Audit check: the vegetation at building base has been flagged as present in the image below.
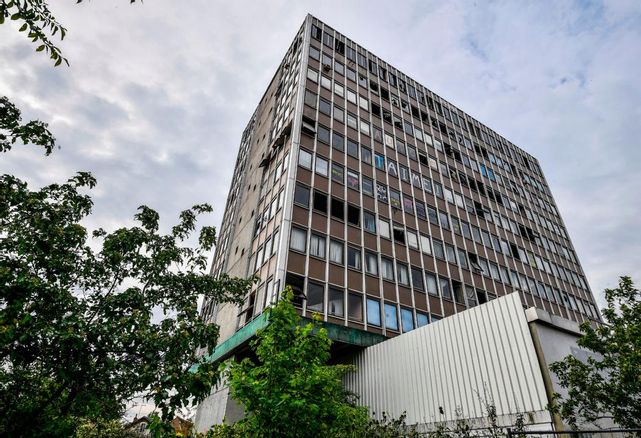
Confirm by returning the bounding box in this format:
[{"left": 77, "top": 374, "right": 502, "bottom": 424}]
[
  {"left": 206, "top": 289, "right": 534, "bottom": 438},
  {"left": 549, "top": 276, "right": 641, "bottom": 429},
  {"left": 206, "top": 287, "right": 410, "bottom": 438}
]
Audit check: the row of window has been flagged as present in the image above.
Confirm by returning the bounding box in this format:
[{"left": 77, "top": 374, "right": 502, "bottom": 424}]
[
  {"left": 308, "top": 27, "right": 547, "bottom": 192},
  {"left": 305, "top": 71, "right": 564, "bottom": 239},
  {"left": 288, "top": 226, "right": 597, "bottom": 319},
  {"left": 306, "top": 50, "right": 551, "bottom": 204},
  {"left": 296, "top": 148, "right": 587, "bottom": 292},
  {"left": 288, "top": 272, "right": 441, "bottom": 331},
  {"left": 299, "top": 132, "right": 577, "bottom": 263}
]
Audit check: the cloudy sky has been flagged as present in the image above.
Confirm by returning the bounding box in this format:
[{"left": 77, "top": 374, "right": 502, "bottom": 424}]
[{"left": 2, "top": 0, "right": 640, "bottom": 311}]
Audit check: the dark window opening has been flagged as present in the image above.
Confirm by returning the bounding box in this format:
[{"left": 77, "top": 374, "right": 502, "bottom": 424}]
[
  {"left": 347, "top": 204, "right": 360, "bottom": 226},
  {"left": 468, "top": 252, "right": 483, "bottom": 273},
  {"left": 313, "top": 191, "right": 328, "bottom": 214},
  {"left": 452, "top": 281, "right": 464, "bottom": 305},
  {"left": 371, "top": 102, "right": 381, "bottom": 118},
  {"left": 477, "top": 289, "right": 488, "bottom": 305},
  {"left": 331, "top": 197, "right": 345, "bottom": 220},
  {"left": 393, "top": 226, "right": 406, "bottom": 245},
  {"left": 286, "top": 272, "right": 305, "bottom": 307}
]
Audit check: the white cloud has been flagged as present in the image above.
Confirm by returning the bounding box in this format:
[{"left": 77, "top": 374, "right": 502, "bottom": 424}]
[{"left": 1, "top": 0, "right": 639, "bottom": 334}]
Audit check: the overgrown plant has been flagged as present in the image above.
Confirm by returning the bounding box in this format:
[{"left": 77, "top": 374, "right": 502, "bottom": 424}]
[{"left": 549, "top": 276, "right": 641, "bottom": 428}]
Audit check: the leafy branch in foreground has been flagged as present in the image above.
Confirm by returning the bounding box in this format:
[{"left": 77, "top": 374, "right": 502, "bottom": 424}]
[
  {"left": 0, "top": 167, "right": 255, "bottom": 436},
  {"left": 0, "top": 0, "right": 69, "bottom": 66},
  {"left": 1, "top": 95, "right": 56, "bottom": 155},
  {"left": 549, "top": 276, "right": 641, "bottom": 429}
]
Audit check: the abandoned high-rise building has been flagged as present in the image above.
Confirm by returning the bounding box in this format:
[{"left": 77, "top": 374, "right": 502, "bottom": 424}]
[{"left": 195, "top": 14, "right": 601, "bottom": 431}]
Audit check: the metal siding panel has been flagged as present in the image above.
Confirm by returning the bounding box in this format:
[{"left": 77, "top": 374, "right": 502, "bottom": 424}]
[{"left": 344, "top": 293, "right": 550, "bottom": 426}]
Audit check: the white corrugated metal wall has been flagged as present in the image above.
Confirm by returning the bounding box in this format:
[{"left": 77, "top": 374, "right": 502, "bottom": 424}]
[{"left": 344, "top": 293, "right": 552, "bottom": 428}]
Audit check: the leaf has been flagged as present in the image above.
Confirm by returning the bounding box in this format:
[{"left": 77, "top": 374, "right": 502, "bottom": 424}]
[
  {"left": 19, "top": 23, "right": 28, "bottom": 32},
  {"left": 36, "top": 45, "right": 45, "bottom": 52},
  {"left": 10, "top": 12, "right": 20, "bottom": 20}
]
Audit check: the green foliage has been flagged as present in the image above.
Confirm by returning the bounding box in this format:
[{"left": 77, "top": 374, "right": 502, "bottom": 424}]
[
  {"left": 0, "top": 111, "right": 255, "bottom": 436},
  {"left": 73, "top": 417, "right": 135, "bottom": 438},
  {"left": 549, "top": 276, "right": 641, "bottom": 428},
  {"left": 0, "top": 0, "right": 139, "bottom": 67},
  {"left": 361, "top": 412, "right": 421, "bottom": 438},
  {"left": 0, "top": 0, "right": 70, "bottom": 66},
  {"left": 212, "top": 287, "right": 369, "bottom": 437},
  {"left": 1, "top": 95, "right": 56, "bottom": 155}
]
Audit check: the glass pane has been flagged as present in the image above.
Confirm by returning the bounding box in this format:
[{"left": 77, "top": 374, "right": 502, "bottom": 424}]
[
  {"left": 401, "top": 308, "right": 414, "bottom": 332},
  {"left": 384, "top": 303, "right": 398, "bottom": 331},
  {"left": 366, "top": 299, "right": 381, "bottom": 326}
]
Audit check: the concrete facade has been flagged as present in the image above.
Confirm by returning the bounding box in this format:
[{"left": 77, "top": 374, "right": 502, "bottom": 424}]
[{"left": 194, "top": 14, "right": 602, "bottom": 432}]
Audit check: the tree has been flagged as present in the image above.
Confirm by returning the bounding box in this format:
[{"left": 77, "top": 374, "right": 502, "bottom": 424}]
[
  {"left": 549, "top": 276, "right": 641, "bottom": 428},
  {"left": 0, "top": 145, "right": 255, "bottom": 435},
  {"left": 210, "top": 288, "right": 372, "bottom": 438}
]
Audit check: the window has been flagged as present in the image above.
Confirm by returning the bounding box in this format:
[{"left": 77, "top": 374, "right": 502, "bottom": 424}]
[
  {"left": 313, "top": 191, "right": 328, "bottom": 213},
  {"left": 427, "top": 207, "right": 439, "bottom": 225},
  {"left": 445, "top": 244, "right": 457, "bottom": 264},
  {"left": 328, "top": 287, "right": 344, "bottom": 317},
  {"left": 378, "top": 218, "right": 391, "bottom": 239},
  {"left": 377, "top": 183, "right": 388, "bottom": 203},
  {"left": 392, "top": 226, "right": 405, "bottom": 245},
  {"left": 381, "top": 257, "right": 394, "bottom": 281},
  {"left": 304, "top": 90, "right": 317, "bottom": 108},
  {"left": 384, "top": 303, "right": 399, "bottom": 331},
  {"left": 361, "top": 146, "right": 372, "bottom": 164},
  {"left": 439, "top": 211, "right": 450, "bottom": 230},
  {"left": 347, "top": 246, "right": 362, "bottom": 270},
  {"left": 310, "top": 234, "right": 326, "bottom": 258},
  {"left": 348, "top": 293, "right": 363, "bottom": 321},
  {"left": 439, "top": 277, "right": 451, "bottom": 299},
  {"left": 298, "top": 149, "right": 312, "bottom": 169},
  {"left": 457, "top": 249, "right": 468, "bottom": 269},
  {"left": 347, "top": 113, "right": 358, "bottom": 129},
  {"left": 374, "top": 153, "right": 385, "bottom": 170},
  {"left": 411, "top": 267, "right": 424, "bottom": 291},
  {"left": 315, "top": 156, "right": 328, "bottom": 177},
  {"left": 329, "top": 239, "right": 344, "bottom": 264},
  {"left": 334, "top": 104, "right": 345, "bottom": 123},
  {"left": 294, "top": 183, "right": 310, "bottom": 207},
  {"left": 426, "top": 273, "right": 438, "bottom": 296},
  {"left": 347, "top": 139, "right": 359, "bottom": 158},
  {"left": 407, "top": 231, "right": 419, "bottom": 250},
  {"left": 417, "top": 313, "right": 429, "bottom": 327},
  {"left": 362, "top": 176, "right": 374, "bottom": 196},
  {"left": 420, "top": 235, "right": 431, "bottom": 255},
  {"left": 319, "top": 98, "right": 331, "bottom": 116},
  {"left": 466, "top": 286, "right": 477, "bottom": 307},
  {"left": 397, "top": 263, "right": 410, "bottom": 286},
  {"left": 367, "top": 298, "right": 381, "bottom": 326},
  {"left": 317, "top": 125, "right": 330, "bottom": 144},
  {"left": 332, "top": 131, "right": 344, "bottom": 152},
  {"left": 401, "top": 308, "right": 414, "bottom": 332},
  {"left": 389, "top": 189, "right": 401, "bottom": 210},
  {"left": 330, "top": 197, "right": 344, "bottom": 220},
  {"left": 321, "top": 75, "right": 331, "bottom": 89},
  {"left": 307, "top": 282, "right": 324, "bottom": 312},
  {"left": 433, "top": 239, "right": 445, "bottom": 259},
  {"left": 363, "top": 211, "right": 376, "bottom": 233},
  {"left": 347, "top": 170, "right": 360, "bottom": 191},
  {"left": 331, "top": 163, "right": 344, "bottom": 183},
  {"left": 290, "top": 228, "right": 306, "bottom": 252},
  {"left": 365, "top": 252, "right": 378, "bottom": 276}
]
